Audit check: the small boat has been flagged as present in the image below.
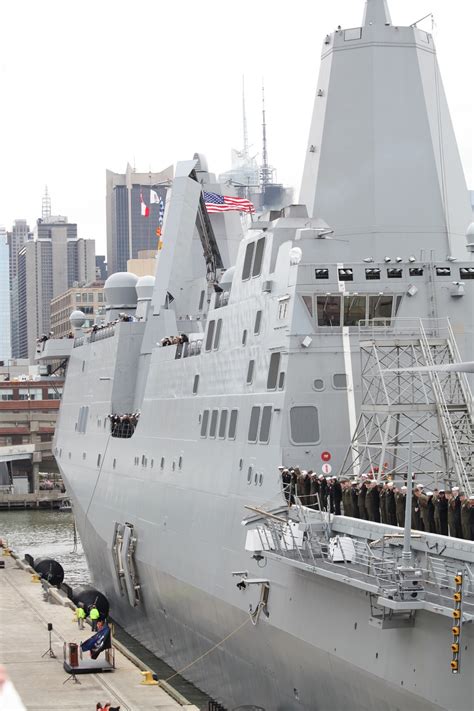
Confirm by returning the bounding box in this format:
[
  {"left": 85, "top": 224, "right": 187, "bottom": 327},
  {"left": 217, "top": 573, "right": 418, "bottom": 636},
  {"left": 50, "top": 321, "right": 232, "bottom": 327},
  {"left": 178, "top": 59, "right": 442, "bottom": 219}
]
[{"left": 58, "top": 499, "right": 72, "bottom": 512}]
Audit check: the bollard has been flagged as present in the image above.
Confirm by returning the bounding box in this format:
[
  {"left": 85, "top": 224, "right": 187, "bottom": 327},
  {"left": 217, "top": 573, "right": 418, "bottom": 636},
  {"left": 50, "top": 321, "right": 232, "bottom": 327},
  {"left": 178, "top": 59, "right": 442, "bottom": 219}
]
[{"left": 140, "top": 670, "right": 159, "bottom": 685}]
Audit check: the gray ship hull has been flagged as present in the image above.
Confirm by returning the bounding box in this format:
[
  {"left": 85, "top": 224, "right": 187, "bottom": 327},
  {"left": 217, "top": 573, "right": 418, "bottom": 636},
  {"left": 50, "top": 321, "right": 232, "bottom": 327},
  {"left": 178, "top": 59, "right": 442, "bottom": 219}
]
[
  {"left": 64, "top": 462, "right": 471, "bottom": 711},
  {"left": 51, "top": 1, "right": 474, "bottom": 708}
]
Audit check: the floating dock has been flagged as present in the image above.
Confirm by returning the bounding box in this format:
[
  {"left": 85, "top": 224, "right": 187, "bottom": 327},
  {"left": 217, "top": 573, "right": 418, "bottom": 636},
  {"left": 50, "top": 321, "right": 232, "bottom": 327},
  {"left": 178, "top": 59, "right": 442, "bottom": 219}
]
[{"left": 0, "top": 548, "right": 199, "bottom": 710}]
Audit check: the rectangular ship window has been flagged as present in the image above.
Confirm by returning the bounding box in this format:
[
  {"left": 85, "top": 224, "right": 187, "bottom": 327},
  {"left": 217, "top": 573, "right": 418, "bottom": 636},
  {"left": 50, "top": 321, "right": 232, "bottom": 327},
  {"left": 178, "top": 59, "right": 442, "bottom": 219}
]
[
  {"left": 213, "top": 319, "right": 223, "bottom": 350},
  {"left": 252, "top": 237, "right": 266, "bottom": 277},
  {"left": 228, "top": 409, "right": 238, "bottom": 439},
  {"left": 200, "top": 410, "right": 209, "bottom": 437},
  {"left": 368, "top": 295, "right": 392, "bottom": 321},
  {"left": 317, "top": 296, "right": 341, "bottom": 326},
  {"left": 315, "top": 269, "right": 329, "bottom": 279},
  {"left": 248, "top": 406, "right": 260, "bottom": 443},
  {"left": 338, "top": 268, "right": 353, "bottom": 281},
  {"left": 267, "top": 353, "right": 281, "bottom": 390},
  {"left": 290, "top": 406, "right": 320, "bottom": 444},
  {"left": 343, "top": 295, "right": 366, "bottom": 327},
  {"left": 209, "top": 410, "right": 218, "bottom": 438},
  {"left": 247, "top": 360, "right": 255, "bottom": 384},
  {"left": 218, "top": 410, "right": 228, "bottom": 439},
  {"left": 205, "top": 320, "right": 215, "bottom": 351},
  {"left": 365, "top": 268, "right": 381, "bottom": 280},
  {"left": 259, "top": 406, "right": 272, "bottom": 443},
  {"left": 242, "top": 242, "right": 255, "bottom": 280}
]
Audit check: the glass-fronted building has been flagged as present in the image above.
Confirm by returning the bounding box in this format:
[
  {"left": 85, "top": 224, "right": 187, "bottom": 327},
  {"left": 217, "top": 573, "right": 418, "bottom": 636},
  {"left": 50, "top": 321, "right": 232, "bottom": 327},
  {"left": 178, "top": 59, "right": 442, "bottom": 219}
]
[{"left": 0, "top": 228, "right": 11, "bottom": 363}]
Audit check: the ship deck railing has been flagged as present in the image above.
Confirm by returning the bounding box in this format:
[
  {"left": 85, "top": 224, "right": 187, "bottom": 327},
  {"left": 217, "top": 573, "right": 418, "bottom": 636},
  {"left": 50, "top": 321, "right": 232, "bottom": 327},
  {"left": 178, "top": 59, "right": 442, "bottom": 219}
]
[
  {"left": 245, "top": 506, "right": 474, "bottom": 620},
  {"left": 358, "top": 316, "right": 456, "bottom": 340},
  {"left": 174, "top": 339, "right": 203, "bottom": 359}
]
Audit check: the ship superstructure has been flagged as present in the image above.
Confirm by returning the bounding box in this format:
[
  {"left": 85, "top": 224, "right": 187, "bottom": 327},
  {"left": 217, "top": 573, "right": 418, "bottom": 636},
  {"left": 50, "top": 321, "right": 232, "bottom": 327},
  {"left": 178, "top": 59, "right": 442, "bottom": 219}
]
[{"left": 45, "top": 1, "right": 474, "bottom": 709}]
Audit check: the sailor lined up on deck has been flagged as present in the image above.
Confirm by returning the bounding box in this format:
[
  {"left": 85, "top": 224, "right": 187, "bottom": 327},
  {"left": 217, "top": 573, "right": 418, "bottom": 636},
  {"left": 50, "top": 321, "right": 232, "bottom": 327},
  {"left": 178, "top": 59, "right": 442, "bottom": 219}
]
[{"left": 278, "top": 466, "right": 474, "bottom": 541}]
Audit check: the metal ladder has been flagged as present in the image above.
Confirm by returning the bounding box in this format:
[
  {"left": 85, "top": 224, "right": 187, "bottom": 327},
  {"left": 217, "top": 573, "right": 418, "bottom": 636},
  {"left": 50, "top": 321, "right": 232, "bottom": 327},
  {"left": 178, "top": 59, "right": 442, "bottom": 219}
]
[{"left": 418, "top": 321, "right": 474, "bottom": 494}]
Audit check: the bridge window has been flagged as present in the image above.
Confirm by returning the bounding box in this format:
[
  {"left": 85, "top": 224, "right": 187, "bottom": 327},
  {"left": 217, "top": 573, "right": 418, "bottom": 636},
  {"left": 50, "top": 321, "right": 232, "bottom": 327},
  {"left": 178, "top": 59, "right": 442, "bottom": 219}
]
[
  {"left": 205, "top": 320, "right": 215, "bottom": 351},
  {"left": 228, "top": 409, "right": 238, "bottom": 439},
  {"left": 409, "top": 267, "right": 423, "bottom": 277},
  {"left": 290, "top": 406, "right": 320, "bottom": 444},
  {"left": 368, "top": 295, "right": 392, "bottom": 320},
  {"left": 317, "top": 296, "right": 340, "bottom": 326},
  {"left": 436, "top": 267, "right": 451, "bottom": 276},
  {"left": 200, "top": 410, "right": 209, "bottom": 437},
  {"left": 343, "top": 295, "right": 366, "bottom": 326},
  {"left": 460, "top": 267, "right": 474, "bottom": 279},
  {"left": 267, "top": 352, "right": 281, "bottom": 390},
  {"left": 302, "top": 295, "right": 313, "bottom": 316}
]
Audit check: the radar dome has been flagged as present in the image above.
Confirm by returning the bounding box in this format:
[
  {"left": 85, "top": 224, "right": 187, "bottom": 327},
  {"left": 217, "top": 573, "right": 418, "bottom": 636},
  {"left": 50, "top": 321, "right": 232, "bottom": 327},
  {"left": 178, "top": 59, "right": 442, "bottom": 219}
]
[
  {"left": 104, "top": 272, "right": 138, "bottom": 308},
  {"left": 136, "top": 275, "right": 155, "bottom": 300},
  {"left": 70, "top": 310, "right": 86, "bottom": 329}
]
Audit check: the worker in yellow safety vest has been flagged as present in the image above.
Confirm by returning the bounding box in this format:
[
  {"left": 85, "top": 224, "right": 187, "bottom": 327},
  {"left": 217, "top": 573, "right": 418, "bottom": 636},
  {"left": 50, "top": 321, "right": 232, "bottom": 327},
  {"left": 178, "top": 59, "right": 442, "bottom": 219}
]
[
  {"left": 89, "top": 603, "right": 100, "bottom": 631},
  {"left": 75, "top": 602, "right": 86, "bottom": 629}
]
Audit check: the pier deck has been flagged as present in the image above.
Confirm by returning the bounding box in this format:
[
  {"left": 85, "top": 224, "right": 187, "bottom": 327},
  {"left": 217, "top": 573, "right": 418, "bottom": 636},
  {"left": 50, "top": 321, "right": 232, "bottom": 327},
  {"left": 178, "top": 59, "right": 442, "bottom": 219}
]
[{"left": 0, "top": 552, "right": 190, "bottom": 710}]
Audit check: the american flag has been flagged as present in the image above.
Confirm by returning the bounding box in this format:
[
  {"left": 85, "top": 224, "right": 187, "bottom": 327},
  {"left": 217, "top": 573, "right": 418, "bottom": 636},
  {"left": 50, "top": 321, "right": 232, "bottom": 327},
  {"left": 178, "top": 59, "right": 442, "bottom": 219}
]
[{"left": 203, "top": 191, "right": 255, "bottom": 214}]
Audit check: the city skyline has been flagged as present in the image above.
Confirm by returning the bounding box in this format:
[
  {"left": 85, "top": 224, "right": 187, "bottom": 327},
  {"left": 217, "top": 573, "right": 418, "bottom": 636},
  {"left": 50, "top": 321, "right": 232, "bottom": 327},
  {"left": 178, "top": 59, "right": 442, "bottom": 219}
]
[{"left": 0, "top": 0, "right": 472, "bottom": 255}]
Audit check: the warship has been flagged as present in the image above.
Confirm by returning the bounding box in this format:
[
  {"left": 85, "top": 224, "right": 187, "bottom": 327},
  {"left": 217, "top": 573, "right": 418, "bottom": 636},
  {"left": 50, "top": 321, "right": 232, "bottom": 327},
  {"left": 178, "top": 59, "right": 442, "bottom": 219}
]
[{"left": 42, "top": 1, "right": 474, "bottom": 709}]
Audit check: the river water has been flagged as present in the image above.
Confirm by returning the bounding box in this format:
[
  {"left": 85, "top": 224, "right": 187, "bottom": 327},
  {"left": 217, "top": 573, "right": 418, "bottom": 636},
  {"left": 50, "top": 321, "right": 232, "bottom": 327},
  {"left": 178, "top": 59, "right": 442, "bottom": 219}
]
[{"left": 0, "top": 508, "right": 90, "bottom": 588}]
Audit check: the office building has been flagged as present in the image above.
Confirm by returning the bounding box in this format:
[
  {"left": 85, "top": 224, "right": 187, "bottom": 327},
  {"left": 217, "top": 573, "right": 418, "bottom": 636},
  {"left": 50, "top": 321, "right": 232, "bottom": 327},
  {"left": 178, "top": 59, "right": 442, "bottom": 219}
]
[
  {"left": 96, "top": 255, "right": 107, "bottom": 281},
  {"left": 17, "top": 216, "right": 95, "bottom": 358},
  {"left": 50, "top": 283, "right": 105, "bottom": 338},
  {"left": 0, "top": 228, "right": 11, "bottom": 363},
  {"left": 106, "top": 163, "right": 173, "bottom": 275},
  {"left": 7, "top": 219, "right": 33, "bottom": 358},
  {"left": 127, "top": 249, "right": 157, "bottom": 278}
]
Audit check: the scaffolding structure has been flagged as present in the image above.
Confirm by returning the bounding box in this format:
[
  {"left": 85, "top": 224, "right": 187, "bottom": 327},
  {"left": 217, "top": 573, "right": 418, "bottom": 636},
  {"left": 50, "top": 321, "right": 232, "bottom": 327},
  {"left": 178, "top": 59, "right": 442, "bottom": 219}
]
[{"left": 339, "top": 319, "right": 474, "bottom": 493}]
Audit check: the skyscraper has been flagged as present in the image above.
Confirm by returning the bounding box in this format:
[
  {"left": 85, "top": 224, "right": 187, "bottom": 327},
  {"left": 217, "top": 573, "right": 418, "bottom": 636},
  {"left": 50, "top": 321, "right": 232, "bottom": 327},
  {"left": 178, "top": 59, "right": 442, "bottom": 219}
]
[
  {"left": 106, "top": 163, "right": 173, "bottom": 275},
  {"left": 0, "top": 227, "right": 11, "bottom": 363},
  {"left": 7, "top": 219, "right": 33, "bottom": 358},
  {"left": 17, "top": 215, "right": 95, "bottom": 358}
]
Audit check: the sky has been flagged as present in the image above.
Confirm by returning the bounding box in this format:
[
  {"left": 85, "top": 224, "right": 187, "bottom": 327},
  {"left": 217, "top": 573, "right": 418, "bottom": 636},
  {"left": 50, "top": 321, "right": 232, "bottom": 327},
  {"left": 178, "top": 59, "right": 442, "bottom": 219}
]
[{"left": 0, "top": 0, "right": 472, "bottom": 256}]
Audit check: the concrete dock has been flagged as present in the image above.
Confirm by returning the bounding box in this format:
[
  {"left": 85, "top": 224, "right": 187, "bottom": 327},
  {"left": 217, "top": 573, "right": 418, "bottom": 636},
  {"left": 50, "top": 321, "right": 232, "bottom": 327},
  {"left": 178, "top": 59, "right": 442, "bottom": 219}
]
[{"left": 0, "top": 550, "right": 196, "bottom": 710}]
